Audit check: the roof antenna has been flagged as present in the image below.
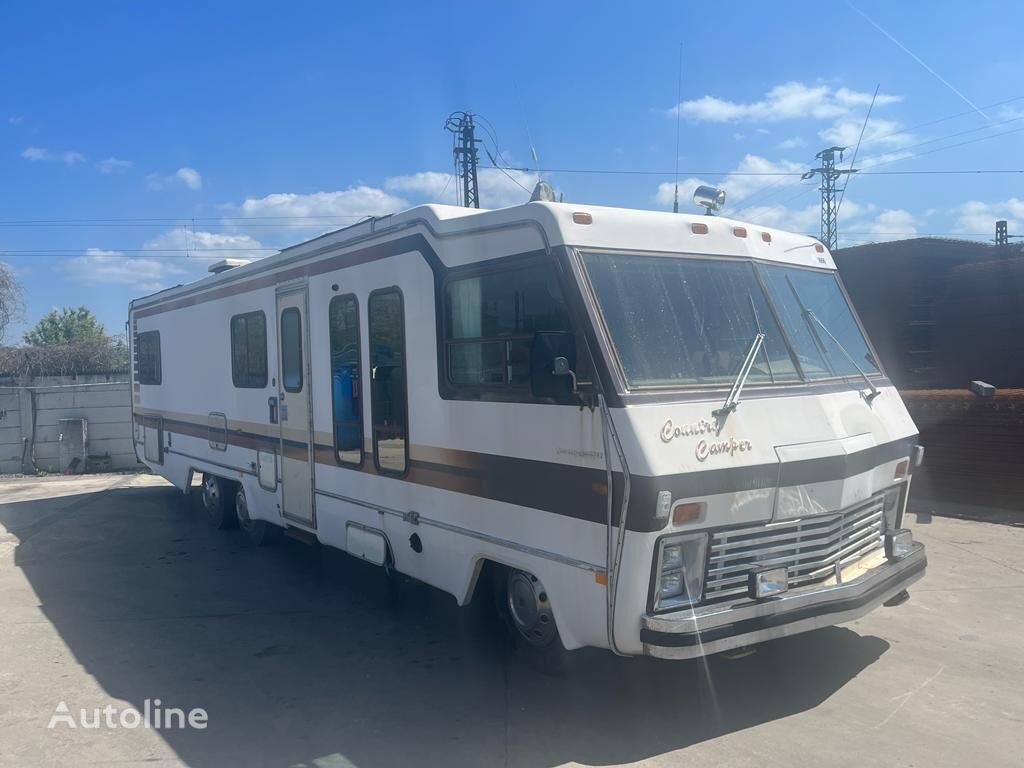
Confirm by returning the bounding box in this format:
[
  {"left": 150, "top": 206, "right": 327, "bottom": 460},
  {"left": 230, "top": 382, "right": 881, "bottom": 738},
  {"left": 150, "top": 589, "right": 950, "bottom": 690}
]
[{"left": 672, "top": 43, "right": 683, "bottom": 213}]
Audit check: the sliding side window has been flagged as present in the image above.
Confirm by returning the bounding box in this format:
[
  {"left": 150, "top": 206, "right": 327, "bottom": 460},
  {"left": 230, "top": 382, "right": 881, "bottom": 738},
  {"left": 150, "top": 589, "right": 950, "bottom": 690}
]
[
  {"left": 230, "top": 311, "right": 268, "bottom": 388},
  {"left": 328, "top": 294, "right": 363, "bottom": 466},
  {"left": 137, "top": 330, "right": 162, "bottom": 385},
  {"left": 368, "top": 289, "right": 407, "bottom": 474},
  {"left": 445, "top": 261, "right": 583, "bottom": 392}
]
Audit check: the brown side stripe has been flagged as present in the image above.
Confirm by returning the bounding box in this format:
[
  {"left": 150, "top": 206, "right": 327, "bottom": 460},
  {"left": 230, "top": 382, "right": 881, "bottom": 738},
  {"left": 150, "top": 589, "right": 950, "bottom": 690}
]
[{"left": 135, "top": 412, "right": 917, "bottom": 534}]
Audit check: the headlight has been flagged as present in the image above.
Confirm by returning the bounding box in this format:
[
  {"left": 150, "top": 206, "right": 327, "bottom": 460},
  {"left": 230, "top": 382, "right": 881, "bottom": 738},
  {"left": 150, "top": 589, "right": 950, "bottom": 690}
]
[
  {"left": 661, "top": 544, "right": 683, "bottom": 572},
  {"left": 653, "top": 533, "right": 708, "bottom": 611}
]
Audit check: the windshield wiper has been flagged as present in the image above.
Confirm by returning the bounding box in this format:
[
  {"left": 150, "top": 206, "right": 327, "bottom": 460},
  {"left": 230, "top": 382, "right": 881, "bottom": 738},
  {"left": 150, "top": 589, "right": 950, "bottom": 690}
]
[
  {"left": 713, "top": 332, "right": 765, "bottom": 419},
  {"left": 804, "top": 309, "right": 880, "bottom": 402},
  {"left": 783, "top": 274, "right": 879, "bottom": 403}
]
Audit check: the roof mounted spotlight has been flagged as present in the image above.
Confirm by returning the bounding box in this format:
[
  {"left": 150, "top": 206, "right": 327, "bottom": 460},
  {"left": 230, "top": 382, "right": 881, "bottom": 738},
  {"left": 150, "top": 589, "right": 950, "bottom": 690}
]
[
  {"left": 530, "top": 180, "right": 558, "bottom": 202},
  {"left": 693, "top": 185, "right": 726, "bottom": 215}
]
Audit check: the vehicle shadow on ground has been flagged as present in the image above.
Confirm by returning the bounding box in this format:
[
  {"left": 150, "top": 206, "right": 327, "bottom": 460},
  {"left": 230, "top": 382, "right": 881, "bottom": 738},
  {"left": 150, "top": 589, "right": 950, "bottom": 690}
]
[{"left": 5, "top": 483, "right": 890, "bottom": 767}]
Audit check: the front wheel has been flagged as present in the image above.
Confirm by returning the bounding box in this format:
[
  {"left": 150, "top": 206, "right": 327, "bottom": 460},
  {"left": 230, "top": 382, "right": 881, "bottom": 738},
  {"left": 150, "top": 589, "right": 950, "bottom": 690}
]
[{"left": 494, "top": 566, "right": 573, "bottom": 675}]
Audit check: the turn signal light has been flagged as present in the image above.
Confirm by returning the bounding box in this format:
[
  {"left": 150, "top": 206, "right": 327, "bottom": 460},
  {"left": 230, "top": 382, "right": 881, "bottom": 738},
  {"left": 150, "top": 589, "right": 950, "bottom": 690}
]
[
  {"left": 672, "top": 501, "right": 705, "bottom": 525},
  {"left": 572, "top": 211, "right": 593, "bottom": 225},
  {"left": 894, "top": 459, "right": 909, "bottom": 479},
  {"left": 761, "top": 232, "right": 772, "bottom": 243},
  {"left": 691, "top": 222, "right": 709, "bottom": 234},
  {"left": 733, "top": 226, "right": 747, "bottom": 238},
  {"left": 814, "top": 243, "right": 825, "bottom": 253}
]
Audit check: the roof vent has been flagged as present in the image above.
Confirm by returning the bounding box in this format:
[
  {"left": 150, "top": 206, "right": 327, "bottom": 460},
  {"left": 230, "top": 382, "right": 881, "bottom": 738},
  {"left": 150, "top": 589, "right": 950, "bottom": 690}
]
[{"left": 208, "top": 258, "right": 252, "bottom": 275}]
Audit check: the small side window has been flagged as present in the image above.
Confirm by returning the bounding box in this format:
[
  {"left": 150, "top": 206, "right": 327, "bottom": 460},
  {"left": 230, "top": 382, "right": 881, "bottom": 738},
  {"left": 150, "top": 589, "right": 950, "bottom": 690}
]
[
  {"left": 329, "top": 294, "right": 363, "bottom": 466},
  {"left": 368, "top": 289, "right": 407, "bottom": 474},
  {"left": 230, "top": 311, "right": 268, "bottom": 388},
  {"left": 137, "top": 330, "right": 161, "bottom": 385},
  {"left": 280, "top": 308, "right": 303, "bottom": 393}
]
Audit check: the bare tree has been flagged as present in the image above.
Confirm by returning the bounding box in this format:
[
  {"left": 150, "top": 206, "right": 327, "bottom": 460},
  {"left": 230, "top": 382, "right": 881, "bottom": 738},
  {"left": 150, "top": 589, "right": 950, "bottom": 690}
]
[{"left": 0, "top": 262, "right": 25, "bottom": 343}]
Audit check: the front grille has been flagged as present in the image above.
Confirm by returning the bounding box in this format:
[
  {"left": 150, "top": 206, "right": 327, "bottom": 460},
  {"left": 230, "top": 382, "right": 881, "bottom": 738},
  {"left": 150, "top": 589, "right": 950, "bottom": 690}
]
[{"left": 703, "top": 495, "right": 886, "bottom": 602}]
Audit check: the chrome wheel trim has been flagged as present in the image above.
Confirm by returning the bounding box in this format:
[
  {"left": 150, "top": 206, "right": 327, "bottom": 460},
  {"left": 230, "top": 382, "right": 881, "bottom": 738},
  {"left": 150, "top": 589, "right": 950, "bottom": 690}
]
[
  {"left": 507, "top": 569, "right": 557, "bottom": 646},
  {"left": 202, "top": 475, "right": 220, "bottom": 511},
  {"left": 235, "top": 487, "right": 253, "bottom": 532}
]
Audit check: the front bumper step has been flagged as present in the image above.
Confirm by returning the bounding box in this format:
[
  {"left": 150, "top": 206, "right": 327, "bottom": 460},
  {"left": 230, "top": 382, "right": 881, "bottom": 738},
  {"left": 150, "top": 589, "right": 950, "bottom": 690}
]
[{"left": 641, "top": 543, "right": 927, "bottom": 659}]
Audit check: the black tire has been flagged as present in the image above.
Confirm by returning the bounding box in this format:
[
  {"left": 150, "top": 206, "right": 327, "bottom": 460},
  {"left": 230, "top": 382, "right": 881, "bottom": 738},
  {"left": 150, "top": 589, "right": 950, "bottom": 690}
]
[
  {"left": 235, "top": 485, "right": 282, "bottom": 546},
  {"left": 201, "top": 474, "right": 237, "bottom": 530},
  {"left": 492, "top": 564, "right": 574, "bottom": 675}
]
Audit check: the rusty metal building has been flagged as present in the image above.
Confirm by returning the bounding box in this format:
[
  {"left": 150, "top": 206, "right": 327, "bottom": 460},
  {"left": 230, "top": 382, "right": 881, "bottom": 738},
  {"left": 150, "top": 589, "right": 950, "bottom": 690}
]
[
  {"left": 834, "top": 237, "right": 1024, "bottom": 390},
  {"left": 834, "top": 237, "right": 1024, "bottom": 511}
]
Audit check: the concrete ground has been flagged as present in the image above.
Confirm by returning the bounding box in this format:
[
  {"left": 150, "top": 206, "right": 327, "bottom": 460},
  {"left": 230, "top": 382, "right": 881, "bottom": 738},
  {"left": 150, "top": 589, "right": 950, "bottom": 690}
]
[{"left": 0, "top": 474, "right": 1021, "bottom": 768}]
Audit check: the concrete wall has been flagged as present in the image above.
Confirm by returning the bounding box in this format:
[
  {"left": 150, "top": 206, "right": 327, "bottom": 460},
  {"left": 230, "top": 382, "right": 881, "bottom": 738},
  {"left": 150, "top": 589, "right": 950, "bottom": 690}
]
[{"left": 0, "top": 375, "right": 142, "bottom": 475}]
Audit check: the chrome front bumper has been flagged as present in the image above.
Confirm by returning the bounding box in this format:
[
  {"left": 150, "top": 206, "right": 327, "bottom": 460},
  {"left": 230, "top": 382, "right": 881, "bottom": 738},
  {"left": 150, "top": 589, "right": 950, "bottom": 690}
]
[{"left": 641, "top": 542, "right": 927, "bottom": 659}]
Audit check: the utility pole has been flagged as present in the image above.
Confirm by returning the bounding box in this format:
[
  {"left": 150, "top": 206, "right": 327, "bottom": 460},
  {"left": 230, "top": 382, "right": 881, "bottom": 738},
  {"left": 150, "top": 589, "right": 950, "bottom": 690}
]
[
  {"left": 996, "top": 219, "right": 1009, "bottom": 246},
  {"left": 444, "top": 112, "right": 481, "bottom": 208},
  {"left": 802, "top": 146, "right": 857, "bottom": 250}
]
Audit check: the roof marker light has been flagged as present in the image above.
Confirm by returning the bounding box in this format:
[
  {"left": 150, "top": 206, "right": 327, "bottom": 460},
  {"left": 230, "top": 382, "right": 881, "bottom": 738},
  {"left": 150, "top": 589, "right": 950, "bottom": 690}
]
[
  {"left": 761, "top": 232, "right": 772, "bottom": 243},
  {"left": 691, "top": 222, "right": 709, "bottom": 235},
  {"left": 815, "top": 243, "right": 825, "bottom": 253},
  {"left": 572, "top": 212, "right": 593, "bottom": 225},
  {"left": 733, "top": 227, "right": 747, "bottom": 238}
]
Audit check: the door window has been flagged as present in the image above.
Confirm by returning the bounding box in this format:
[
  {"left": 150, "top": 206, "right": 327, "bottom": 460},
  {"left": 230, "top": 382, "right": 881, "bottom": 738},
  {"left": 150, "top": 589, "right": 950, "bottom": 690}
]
[{"left": 280, "top": 307, "right": 303, "bottom": 393}]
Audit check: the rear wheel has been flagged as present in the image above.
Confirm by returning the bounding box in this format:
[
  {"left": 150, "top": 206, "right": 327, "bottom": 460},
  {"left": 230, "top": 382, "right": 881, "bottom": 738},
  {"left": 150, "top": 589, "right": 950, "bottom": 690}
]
[
  {"left": 201, "top": 474, "right": 236, "bottom": 529},
  {"left": 494, "top": 565, "right": 573, "bottom": 675},
  {"left": 235, "top": 486, "right": 281, "bottom": 546}
]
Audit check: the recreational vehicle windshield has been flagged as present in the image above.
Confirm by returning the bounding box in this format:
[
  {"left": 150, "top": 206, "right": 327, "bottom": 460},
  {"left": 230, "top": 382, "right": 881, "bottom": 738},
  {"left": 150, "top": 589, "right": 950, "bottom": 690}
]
[{"left": 129, "top": 200, "right": 926, "bottom": 666}]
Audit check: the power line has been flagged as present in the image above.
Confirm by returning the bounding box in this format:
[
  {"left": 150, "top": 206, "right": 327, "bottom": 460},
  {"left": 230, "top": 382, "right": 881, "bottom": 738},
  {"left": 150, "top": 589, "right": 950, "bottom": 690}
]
[
  {"left": 835, "top": 85, "right": 878, "bottom": 220},
  {"left": 503, "top": 165, "right": 1024, "bottom": 177},
  {"left": 857, "top": 112, "right": 1024, "bottom": 167},
  {"left": 858, "top": 124, "right": 1024, "bottom": 170},
  {"left": 840, "top": 93, "right": 1024, "bottom": 147}
]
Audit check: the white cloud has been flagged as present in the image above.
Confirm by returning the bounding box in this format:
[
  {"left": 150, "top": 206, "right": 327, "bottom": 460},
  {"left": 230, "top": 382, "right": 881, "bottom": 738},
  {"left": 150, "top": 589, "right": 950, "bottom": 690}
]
[
  {"left": 726, "top": 197, "right": 874, "bottom": 240},
  {"left": 778, "top": 136, "right": 806, "bottom": 150},
  {"left": 142, "top": 229, "right": 270, "bottom": 262},
  {"left": 8, "top": 115, "right": 23, "bottom": 125},
  {"left": 819, "top": 117, "right": 915, "bottom": 149},
  {"left": 834, "top": 88, "right": 902, "bottom": 108},
  {"left": 236, "top": 186, "right": 407, "bottom": 225},
  {"left": 671, "top": 82, "right": 901, "bottom": 124},
  {"left": 385, "top": 167, "right": 539, "bottom": 209},
  {"left": 223, "top": 169, "right": 538, "bottom": 250},
  {"left": 95, "top": 157, "right": 133, "bottom": 174},
  {"left": 147, "top": 166, "right": 204, "bottom": 191},
  {"left": 953, "top": 198, "right": 1024, "bottom": 234},
  {"left": 65, "top": 249, "right": 186, "bottom": 292},
  {"left": 175, "top": 167, "right": 202, "bottom": 190},
  {"left": 998, "top": 105, "right": 1024, "bottom": 121},
  {"left": 841, "top": 209, "right": 918, "bottom": 243},
  {"left": 21, "top": 146, "right": 86, "bottom": 165},
  {"left": 736, "top": 202, "right": 822, "bottom": 234}
]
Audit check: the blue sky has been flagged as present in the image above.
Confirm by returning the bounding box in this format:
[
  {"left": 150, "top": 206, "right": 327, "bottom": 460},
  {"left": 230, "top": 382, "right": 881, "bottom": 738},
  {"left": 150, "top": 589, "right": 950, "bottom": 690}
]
[{"left": 2, "top": 0, "right": 1023, "bottom": 339}]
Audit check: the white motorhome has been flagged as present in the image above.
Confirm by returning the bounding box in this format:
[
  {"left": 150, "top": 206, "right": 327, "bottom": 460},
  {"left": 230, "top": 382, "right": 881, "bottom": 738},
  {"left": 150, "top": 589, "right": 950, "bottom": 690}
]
[{"left": 129, "top": 198, "right": 927, "bottom": 664}]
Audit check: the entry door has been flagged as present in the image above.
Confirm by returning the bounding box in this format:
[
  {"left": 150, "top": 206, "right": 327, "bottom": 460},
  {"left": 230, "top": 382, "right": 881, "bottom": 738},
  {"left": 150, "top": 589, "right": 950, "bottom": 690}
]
[{"left": 276, "top": 286, "right": 315, "bottom": 527}]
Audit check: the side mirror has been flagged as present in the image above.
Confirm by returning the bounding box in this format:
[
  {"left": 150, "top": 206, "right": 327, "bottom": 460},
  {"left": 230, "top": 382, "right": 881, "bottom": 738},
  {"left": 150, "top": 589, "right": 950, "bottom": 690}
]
[{"left": 530, "top": 332, "right": 577, "bottom": 400}]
